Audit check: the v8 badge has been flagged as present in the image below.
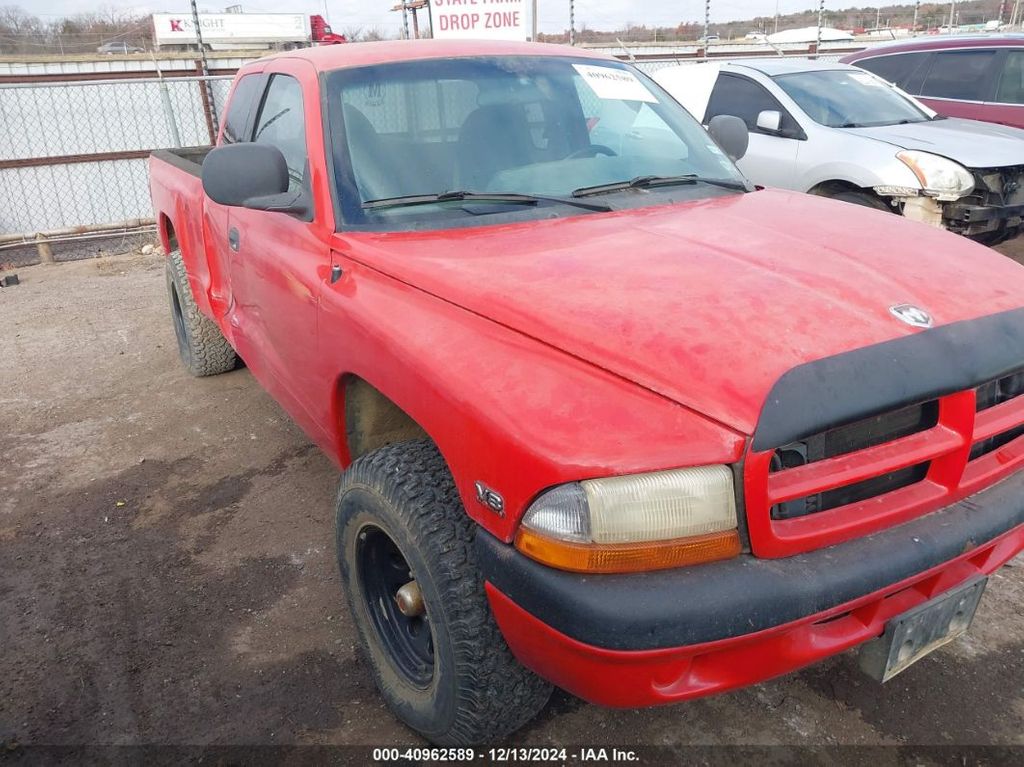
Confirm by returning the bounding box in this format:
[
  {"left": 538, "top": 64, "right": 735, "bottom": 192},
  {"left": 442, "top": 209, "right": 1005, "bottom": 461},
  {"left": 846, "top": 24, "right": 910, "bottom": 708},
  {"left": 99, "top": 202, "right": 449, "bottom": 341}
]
[{"left": 474, "top": 481, "right": 505, "bottom": 516}]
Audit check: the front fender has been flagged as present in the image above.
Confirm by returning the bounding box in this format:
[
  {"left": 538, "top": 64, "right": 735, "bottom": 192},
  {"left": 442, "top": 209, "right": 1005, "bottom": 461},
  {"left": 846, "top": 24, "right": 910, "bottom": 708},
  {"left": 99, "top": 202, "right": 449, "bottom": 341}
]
[
  {"left": 798, "top": 132, "right": 923, "bottom": 193},
  {"left": 316, "top": 255, "right": 746, "bottom": 542}
]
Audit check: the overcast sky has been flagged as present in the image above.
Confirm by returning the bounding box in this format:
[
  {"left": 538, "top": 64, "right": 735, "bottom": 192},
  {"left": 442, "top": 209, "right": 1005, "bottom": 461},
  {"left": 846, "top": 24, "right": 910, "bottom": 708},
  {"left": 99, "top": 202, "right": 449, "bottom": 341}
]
[{"left": 21, "top": 1, "right": 897, "bottom": 35}]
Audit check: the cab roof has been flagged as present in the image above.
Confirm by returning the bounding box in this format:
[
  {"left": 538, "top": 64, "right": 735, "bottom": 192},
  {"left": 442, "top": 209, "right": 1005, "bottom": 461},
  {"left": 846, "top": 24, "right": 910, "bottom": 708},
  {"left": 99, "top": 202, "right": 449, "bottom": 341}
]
[
  {"left": 844, "top": 33, "right": 1024, "bottom": 59},
  {"left": 728, "top": 58, "right": 852, "bottom": 76},
  {"left": 254, "top": 39, "right": 612, "bottom": 72}
]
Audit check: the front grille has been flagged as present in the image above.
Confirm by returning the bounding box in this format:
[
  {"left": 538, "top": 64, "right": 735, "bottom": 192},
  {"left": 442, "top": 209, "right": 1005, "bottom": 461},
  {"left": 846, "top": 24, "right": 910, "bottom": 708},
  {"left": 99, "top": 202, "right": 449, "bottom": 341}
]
[
  {"left": 974, "top": 166, "right": 1024, "bottom": 208},
  {"left": 762, "top": 370, "right": 1024, "bottom": 527},
  {"left": 770, "top": 402, "right": 938, "bottom": 520},
  {"left": 971, "top": 369, "right": 1024, "bottom": 460}
]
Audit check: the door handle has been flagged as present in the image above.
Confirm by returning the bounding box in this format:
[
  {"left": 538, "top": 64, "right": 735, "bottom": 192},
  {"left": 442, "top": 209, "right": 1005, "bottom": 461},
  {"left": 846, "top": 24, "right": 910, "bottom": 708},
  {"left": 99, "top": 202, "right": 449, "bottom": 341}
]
[{"left": 228, "top": 227, "right": 240, "bottom": 252}]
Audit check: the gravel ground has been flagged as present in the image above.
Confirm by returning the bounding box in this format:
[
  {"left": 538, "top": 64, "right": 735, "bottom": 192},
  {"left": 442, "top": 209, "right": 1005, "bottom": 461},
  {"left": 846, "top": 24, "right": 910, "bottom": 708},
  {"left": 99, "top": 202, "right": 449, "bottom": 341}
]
[{"left": 1, "top": 246, "right": 1023, "bottom": 756}]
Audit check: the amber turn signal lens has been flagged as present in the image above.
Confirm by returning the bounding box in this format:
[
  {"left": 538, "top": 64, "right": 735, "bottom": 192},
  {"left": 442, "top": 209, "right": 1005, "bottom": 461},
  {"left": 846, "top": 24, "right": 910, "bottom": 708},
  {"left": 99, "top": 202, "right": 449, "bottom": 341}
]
[{"left": 514, "top": 527, "right": 741, "bottom": 574}]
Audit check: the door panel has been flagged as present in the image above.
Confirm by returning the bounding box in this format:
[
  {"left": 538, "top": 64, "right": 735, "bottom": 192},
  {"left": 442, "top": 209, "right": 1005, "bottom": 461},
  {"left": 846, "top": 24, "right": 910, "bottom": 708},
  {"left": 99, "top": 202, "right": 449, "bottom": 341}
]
[
  {"left": 202, "top": 72, "right": 265, "bottom": 320},
  {"left": 982, "top": 49, "right": 1024, "bottom": 129},
  {"left": 225, "top": 65, "right": 330, "bottom": 431},
  {"left": 705, "top": 73, "right": 802, "bottom": 190},
  {"left": 737, "top": 134, "right": 801, "bottom": 190}
]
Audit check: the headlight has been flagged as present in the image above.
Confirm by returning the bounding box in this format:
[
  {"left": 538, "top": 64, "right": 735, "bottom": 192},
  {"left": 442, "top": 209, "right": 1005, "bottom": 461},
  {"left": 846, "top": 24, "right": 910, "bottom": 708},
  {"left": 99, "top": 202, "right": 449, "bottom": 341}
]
[
  {"left": 515, "top": 466, "right": 741, "bottom": 573},
  {"left": 897, "top": 150, "right": 974, "bottom": 200}
]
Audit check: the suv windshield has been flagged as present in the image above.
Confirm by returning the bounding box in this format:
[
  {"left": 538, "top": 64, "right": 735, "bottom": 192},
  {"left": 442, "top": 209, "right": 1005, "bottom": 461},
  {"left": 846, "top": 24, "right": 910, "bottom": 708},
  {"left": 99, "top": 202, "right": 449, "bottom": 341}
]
[
  {"left": 773, "top": 69, "right": 932, "bottom": 128},
  {"left": 324, "top": 56, "right": 747, "bottom": 230}
]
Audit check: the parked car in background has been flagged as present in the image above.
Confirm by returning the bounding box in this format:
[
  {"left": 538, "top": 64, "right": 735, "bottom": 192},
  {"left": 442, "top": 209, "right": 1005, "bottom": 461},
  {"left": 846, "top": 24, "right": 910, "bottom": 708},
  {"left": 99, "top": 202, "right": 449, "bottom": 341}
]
[
  {"left": 96, "top": 41, "right": 144, "bottom": 54},
  {"left": 655, "top": 60, "right": 1024, "bottom": 244},
  {"left": 150, "top": 40, "right": 1024, "bottom": 744},
  {"left": 841, "top": 35, "right": 1024, "bottom": 129}
]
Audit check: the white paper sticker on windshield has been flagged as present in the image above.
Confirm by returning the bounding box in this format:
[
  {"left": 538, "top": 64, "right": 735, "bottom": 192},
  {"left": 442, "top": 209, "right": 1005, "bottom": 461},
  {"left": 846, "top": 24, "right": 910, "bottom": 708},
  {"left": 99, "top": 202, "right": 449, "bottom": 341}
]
[
  {"left": 574, "top": 64, "right": 658, "bottom": 103},
  {"left": 850, "top": 71, "right": 884, "bottom": 87}
]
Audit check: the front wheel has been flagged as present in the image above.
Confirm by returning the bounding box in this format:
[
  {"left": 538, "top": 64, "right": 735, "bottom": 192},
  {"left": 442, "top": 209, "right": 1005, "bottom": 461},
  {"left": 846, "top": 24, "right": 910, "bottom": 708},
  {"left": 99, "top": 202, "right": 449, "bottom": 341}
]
[
  {"left": 824, "top": 189, "right": 892, "bottom": 212},
  {"left": 335, "top": 440, "right": 551, "bottom": 744}
]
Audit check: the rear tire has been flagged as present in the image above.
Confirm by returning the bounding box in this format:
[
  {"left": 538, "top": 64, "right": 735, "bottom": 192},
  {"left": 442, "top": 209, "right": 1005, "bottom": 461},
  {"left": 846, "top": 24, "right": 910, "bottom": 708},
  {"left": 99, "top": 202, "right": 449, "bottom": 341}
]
[
  {"left": 165, "top": 250, "right": 237, "bottom": 377},
  {"left": 335, "top": 440, "right": 552, "bottom": 745}
]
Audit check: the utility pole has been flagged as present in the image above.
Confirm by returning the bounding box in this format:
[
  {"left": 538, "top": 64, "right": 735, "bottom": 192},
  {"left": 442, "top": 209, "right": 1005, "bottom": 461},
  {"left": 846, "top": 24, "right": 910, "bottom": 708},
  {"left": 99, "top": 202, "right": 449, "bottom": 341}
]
[
  {"left": 948, "top": 1, "right": 956, "bottom": 33},
  {"left": 774, "top": 0, "right": 780, "bottom": 34},
  {"left": 913, "top": 0, "right": 920, "bottom": 32},
  {"left": 190, "top": 0, "right": 217, "bottom": 136},
  {"left": 401, "top": 0, "right": 410, "bottom": 39},
  {"left": 569, "top": 0, "right": 575, "bottom": 45},
  {"left": 531, "top": 0, "right": 538, "bottom": 40},
  {"left": 704, "top": 0, "right": 710, "bottom": 42}
]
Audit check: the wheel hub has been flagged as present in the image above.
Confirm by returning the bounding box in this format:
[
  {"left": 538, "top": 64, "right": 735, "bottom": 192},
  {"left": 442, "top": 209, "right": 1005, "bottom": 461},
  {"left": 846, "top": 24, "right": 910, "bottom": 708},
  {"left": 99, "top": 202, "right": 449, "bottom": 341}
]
[{"left": 395, "top": 580, "right": 425, "bottom": 617}]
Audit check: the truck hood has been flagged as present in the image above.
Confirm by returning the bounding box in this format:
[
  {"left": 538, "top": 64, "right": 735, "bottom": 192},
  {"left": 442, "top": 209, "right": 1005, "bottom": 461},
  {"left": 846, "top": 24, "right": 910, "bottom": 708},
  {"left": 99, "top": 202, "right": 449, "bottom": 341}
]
[
  {"left": 341, "top": 190, "right": 1024, "bottom": 437},
  {"left": 844, "top": 117, "right": 1024, "bottom": 168}
]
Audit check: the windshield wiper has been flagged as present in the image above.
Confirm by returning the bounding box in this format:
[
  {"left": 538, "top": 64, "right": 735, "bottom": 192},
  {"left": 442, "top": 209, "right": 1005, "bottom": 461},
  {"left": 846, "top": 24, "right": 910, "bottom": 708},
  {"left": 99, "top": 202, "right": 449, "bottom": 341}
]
[
  {"left": 572, "top": 174, "right": 747, "bottom": 198},
  {"left": 362, "top": 190, "right": 611, "bottom": 213}
]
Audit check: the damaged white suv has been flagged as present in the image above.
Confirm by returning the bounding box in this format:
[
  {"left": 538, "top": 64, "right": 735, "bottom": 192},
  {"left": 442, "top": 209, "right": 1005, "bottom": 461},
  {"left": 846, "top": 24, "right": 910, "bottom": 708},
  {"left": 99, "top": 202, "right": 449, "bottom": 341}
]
[{"left": 655, "top": 59, "right": 1024, "bottom": 244}]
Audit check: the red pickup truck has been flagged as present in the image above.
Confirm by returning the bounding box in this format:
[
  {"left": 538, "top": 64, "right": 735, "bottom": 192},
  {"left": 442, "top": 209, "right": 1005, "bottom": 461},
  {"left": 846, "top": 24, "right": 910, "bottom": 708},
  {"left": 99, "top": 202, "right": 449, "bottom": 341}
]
[{"left": 149, "top": 40, "right": 1024, "bottom": 745}]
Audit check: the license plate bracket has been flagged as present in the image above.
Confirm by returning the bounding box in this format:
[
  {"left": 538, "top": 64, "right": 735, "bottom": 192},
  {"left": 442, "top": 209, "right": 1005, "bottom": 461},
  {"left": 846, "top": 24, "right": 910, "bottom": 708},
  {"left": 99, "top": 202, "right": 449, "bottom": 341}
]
[{"left": 858, "top": 576, "right": 987, "bottom": 682}]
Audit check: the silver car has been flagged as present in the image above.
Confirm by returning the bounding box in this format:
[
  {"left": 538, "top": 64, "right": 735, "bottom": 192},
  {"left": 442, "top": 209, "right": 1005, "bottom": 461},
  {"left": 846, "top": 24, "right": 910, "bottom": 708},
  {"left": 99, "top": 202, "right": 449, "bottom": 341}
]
[{"left": 654, "top": 59, "right": 1024, "bottom": 244}]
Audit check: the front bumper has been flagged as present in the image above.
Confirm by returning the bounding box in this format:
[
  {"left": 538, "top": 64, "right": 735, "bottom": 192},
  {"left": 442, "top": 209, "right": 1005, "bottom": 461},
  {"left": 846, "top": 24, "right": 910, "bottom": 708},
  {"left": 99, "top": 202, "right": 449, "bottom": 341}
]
[
  {"left": 944, "top": 199, "right": 1024, "bottom": 239},
  {"left": 477, "top": 470, "right": 1024, "bottom": 707}
]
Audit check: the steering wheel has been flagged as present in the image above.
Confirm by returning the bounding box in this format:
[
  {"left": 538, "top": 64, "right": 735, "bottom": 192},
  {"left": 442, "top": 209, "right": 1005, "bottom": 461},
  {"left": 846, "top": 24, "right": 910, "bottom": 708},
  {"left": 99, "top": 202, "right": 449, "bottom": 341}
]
[{"left": 565, "top": 144, "right": 617, "bottom": 160}]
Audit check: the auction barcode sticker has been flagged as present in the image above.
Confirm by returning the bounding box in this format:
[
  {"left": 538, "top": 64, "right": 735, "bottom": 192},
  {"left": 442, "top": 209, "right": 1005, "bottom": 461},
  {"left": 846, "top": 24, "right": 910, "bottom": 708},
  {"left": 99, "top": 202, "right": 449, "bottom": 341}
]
[{"left": 573, "top": 64, "right": 658, "bottom": 103}]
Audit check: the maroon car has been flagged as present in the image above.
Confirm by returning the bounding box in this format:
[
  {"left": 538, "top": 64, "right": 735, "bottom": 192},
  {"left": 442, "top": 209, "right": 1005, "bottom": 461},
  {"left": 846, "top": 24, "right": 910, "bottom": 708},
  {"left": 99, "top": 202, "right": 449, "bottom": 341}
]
[{"left": 841, "top": 34, "right": 1024, "bottom": 129}]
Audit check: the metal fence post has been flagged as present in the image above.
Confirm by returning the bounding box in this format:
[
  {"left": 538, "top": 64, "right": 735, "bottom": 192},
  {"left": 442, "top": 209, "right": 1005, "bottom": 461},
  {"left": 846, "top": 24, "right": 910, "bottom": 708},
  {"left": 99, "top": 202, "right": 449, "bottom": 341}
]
[
  {"left": 154, "top": 58, "right": 182, "bottom": 149},
  {"left": 196, "top": 62, "right": 217, "bottom": 144},
  {"left": 191, "top": 0, "right": 219, "bottom": 137},
  {"left": 815, "top": 0, "right": 825, "bottom": 57},
  {"left": 35, "top": 233, "right": 54, "bottom": 264}
]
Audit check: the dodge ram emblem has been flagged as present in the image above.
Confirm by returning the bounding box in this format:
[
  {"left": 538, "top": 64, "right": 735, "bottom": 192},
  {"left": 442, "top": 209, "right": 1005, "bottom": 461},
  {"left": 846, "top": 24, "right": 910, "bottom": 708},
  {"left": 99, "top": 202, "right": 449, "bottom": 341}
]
[{"left": 889, "top": 303, "right": 933, "bottom": 329}]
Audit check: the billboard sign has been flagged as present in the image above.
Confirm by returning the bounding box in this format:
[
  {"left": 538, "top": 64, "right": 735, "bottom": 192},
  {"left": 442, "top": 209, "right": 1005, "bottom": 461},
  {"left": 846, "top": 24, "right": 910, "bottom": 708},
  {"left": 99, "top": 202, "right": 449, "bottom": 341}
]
[{"left": 428, "top": 0, "right": 529, "bottom": 41}]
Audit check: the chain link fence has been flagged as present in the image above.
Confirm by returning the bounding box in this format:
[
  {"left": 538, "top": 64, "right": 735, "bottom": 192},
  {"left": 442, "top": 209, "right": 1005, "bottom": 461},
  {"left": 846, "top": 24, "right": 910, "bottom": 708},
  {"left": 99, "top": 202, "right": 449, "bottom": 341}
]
[
  {"left": 0, "top": 74, "right": 232, "bottom": 266},
  {"left": 0, "top": 50, "right": 845, "bottom": 268}
]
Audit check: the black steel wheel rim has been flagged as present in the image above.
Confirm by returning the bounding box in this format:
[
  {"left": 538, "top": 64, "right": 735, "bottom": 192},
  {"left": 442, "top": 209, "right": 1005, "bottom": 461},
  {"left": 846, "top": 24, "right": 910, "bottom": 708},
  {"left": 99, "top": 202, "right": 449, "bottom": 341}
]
[{"left": 357, "top": 524, "right": 435, "bottom": 688}]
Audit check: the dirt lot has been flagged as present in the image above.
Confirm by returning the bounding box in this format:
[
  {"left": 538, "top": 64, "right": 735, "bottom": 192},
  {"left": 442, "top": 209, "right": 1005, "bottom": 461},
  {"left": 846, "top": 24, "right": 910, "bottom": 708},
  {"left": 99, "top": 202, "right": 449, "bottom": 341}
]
[{"left": 1, "top": 248, "right": 1023, "bottom": 754}]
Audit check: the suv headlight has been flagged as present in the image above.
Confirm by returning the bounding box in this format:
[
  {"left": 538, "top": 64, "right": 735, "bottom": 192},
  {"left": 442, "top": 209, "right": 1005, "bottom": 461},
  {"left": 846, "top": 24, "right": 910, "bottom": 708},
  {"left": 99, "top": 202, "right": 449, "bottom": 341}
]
[
  {"left": 515, "top": 466, "right": 741, "bottom": 573},
  {"left": 897, "top": 150, "right": 974, "bottom": 200}
]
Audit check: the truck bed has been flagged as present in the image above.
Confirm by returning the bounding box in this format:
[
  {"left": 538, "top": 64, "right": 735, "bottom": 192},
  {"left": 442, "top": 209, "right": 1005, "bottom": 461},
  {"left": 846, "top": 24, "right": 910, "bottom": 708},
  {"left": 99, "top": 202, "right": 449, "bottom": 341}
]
[
  {"left": 149, "top": 146, "right": 218, "bottom": 319},
  {"left": 150, "top": 146, "right": 213, "bottom": 178}
]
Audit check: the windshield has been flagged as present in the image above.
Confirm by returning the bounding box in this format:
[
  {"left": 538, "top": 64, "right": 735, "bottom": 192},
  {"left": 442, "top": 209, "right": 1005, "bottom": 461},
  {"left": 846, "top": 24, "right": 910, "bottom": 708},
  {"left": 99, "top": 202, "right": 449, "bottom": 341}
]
[
  {"left": 324, "top": 56, "right": 747, "bottom": 229},
  {"left": 773, "top": 69, "right": 932, "bottom": 128}
]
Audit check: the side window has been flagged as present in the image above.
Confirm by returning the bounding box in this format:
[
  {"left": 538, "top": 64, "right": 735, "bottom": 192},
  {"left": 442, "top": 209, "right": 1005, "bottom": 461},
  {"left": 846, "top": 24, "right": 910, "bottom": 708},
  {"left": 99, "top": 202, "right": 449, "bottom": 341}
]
[
  {"left": 252, "top": 74, "right": 308, "bottom": 192},
  {"left": 220, "top": 74, "right": 262, "bottom": 145},
  {"left": 995, "top": 51, "right": 1024, "bottom": 104},
  {"left": 856, "top": 53, "right": 930, "bottom": 93},
  {"left": 919, "top": 50, "right": 997, "bottom": 100},
  {"left": 705, "top": 74, "right": 799, "bottom": 136}
]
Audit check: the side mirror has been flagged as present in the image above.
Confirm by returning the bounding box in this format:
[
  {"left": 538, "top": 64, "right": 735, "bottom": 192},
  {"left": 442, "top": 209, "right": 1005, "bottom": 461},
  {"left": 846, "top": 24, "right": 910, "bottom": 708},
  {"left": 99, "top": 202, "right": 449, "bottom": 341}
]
[
  {"left": 756, "top": 110, "right": 783, "bottom": 133},
  {"left": 202, "top": 143, "right": 310, "bottom": 217},
  {"left": 707, "top": 114, "right": 749, "bottom": 162}
]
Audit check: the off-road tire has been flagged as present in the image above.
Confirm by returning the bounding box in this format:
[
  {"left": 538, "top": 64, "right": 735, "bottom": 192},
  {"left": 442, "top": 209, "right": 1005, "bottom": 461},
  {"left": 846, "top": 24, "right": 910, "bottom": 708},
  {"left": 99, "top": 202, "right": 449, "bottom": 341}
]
[
  {"left": 826, "top": 189, "right": 893, "bottom": 212},
  {"left": 165, "top": 249, "right": 237, "bottom": 377},
  {"left": 336, "top": 440, "right": 552, "bottom": 745}
]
